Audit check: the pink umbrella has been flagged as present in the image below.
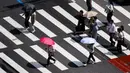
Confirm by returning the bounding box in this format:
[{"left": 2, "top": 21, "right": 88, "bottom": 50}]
[{"left": 40, "top": 37, "right": 55, "bottom": 46}]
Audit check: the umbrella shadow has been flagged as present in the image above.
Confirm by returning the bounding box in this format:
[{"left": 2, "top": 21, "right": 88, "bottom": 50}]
[
  {"left": 70, "top": 34, "right": 83, "bottom": 43},
  {"left": 10, "top": 28, "right": 21, "bottom": 35},
  {"left": 68, "top": 61, "right": 79, "bottom": 68},
  {"left": 27, "top": 62, "right": 46, "bottom": 68}
]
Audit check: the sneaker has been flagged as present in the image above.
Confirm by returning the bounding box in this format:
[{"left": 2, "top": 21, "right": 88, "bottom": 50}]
[
  {"left": 31, "top": 29, "right": 35, "bottom": 33},
  {"left": 83, "top": 63, "right": 87, "bottom": 67}
]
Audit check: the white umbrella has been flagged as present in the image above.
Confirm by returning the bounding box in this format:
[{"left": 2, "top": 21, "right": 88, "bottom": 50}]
[
  {"left": 80, "top": 37, "right": 96, "bottom": 44},
  {"left": 83, "top": 11, "right": 98, "bottom": 18}
]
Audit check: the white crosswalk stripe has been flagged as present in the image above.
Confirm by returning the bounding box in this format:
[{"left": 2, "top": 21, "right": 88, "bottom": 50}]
[
  {"left": 0, "top": 25, "right": 23, "bottom": 45},
  {"left": 14, "top": 49, "right": 52, "bottom": 73},
  {"left": 0, "top": 67, "right": 7, "bottom": 73},
  {"left": 0, "top": 42, "right": 7, "bottom": 49},
  {"left": 114, "top": 3, "right": 130, "bottom": 20},
  {"left": 37, "top": 9, "right": 73, "bottom": 34},
  {"left": 3, "top": 16, "right": 39, "bottom": 42},
  {"left": 30, "top": 45, "right": 68, "bottom": 71},
  {"left": 0, "top": 53, "right": 29, "bottom": 73},
  {"left": 54, "top": 44, "right": 83, "bottom": 66},
  {"left": 20, "top": 14, "right": 57, "bottom": 38},
  {"left": 53, "top": 43, "right": 84, "bottom": 67}
]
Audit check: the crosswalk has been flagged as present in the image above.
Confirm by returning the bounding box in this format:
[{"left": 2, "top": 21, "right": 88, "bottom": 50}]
[{"left": 0, "top": 1, "right": 130, "bottom": 73}]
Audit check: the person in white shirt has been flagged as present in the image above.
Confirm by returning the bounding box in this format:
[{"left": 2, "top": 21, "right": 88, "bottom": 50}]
[
  {"left": 107, "top": 20, "right": 116, "bottom": 46},
  {"left": 116, "top": 25, "right": 128, "bottom": 53}
]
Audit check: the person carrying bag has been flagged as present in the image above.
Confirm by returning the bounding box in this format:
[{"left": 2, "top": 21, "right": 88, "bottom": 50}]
[{"left": 46, "top": 45, "right": 56, "bottom": 66}]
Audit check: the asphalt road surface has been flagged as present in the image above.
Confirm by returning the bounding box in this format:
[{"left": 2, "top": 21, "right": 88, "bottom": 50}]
[{"left": 0, "top": 0, "right": 130, "bottom": 73}]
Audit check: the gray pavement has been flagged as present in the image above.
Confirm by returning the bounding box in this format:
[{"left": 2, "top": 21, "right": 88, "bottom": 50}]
[{"left": 0, "top": 0, "right": 130, "bottom": 73}]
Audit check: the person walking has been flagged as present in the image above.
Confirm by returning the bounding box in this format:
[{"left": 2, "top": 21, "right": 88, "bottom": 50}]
[
  {"left": 116, "top": 28, "right": 123, "bottom": 53},
  {"left": 91, "top": 16, "right": 99, "bottom": 40},
  {"left": 105, "top": 2, "right": 114, "bottom": 22},
  {"left": 116, "top": 25, "right": 128, "bottom": 53},
  {"left": 107, "top": 20, "right": 116, "bottom": 46},
  {"left": 29, "top": 10, "right": 36, "bottom": 33},
  {"left": 46, "top": 45, "right": 56, "bottom": 67},
  {"left": 22, "top": 3, "right": 36, "bottom": 30},
  {"left": 86, "top": 0, "right": 92, "bottom": 11},
  {"left": 75, "top": 10, "right": 86, "bottom": 32},
  {"left": 84, "top": 43, "right": 95, "bottom": 66},
  {"left": 88, "top": 16, "right": 95, "bottom": 35}
]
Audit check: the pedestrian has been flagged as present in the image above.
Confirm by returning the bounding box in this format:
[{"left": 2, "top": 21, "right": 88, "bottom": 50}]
[
  {"left": 91, "top": 16, "right": 99, "bottom": 40},
  {"left": 116, "top": 25, "right": 128, "bottom": 53},
  {"left": 105, "top": 2, "right": 114, "bottom": 22},
  {"left": 46, "top": 45, "right": 56, "bottom": 67},
  {"left": 29, "top": 10, "right": 36, "bottom": 33},
  {"left": 84, "top": 43, "right": 95, "bottom": 66},
  {"left": 75, "top": 10, "right": 86, "bottom": 33},
  {"left": 22, "top": 3, "right": 36, "bottom": 30},
  {"left": 107, "top": 20, "right": 116, "bottom": 46},
  {"left": 116, "top": 28, "right": 123, "bottom": 53},
  {"left": 88, "top": 16, "right": 95, "bottom": 35},
  {"left": 86, "top": 0, "right": 92, "bottom": 11}
]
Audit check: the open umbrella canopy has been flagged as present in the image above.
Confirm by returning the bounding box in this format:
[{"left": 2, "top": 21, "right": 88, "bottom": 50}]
[
  {"left": 83, "top": 11, "right": 98, "bottom": 18},
  {"left": 40, "top": 37, "right": 55, "bottom": 46},
  {"left": 80, "top": 37, "right": 96, "bottom": 44}
]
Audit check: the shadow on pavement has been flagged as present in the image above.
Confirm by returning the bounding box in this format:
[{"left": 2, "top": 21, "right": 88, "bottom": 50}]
[
  {"left": 10, "top": 28, "right": 21, "bottom": 35},
  {"left": 113, "top": 0, "right": 130, "bottom": 6},
  {"left": 68, "top": 61, "right": 79, "bottom": 68}
]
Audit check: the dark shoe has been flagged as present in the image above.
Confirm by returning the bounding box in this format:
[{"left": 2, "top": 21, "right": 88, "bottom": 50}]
[
  {"left": 45, "top": 64, "right": 50, "bottom": 67},
  {"left": 54, "top": 60, "right": 56, "bottom": 64}
]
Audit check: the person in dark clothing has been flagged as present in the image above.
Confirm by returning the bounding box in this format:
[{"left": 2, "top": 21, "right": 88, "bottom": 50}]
[
  {"left": 46, "top": 45, "right": 56, "bottom": 66},
  {"left": 87, "top": 43, "right": 95, "bottom": 64},
  {"left": 22, "top": 3, "right": 36, "bottom": 30},
  {"left": 75, "top": 10, "right": 86, "bottom": 32},
  {"left": 107, "top": 10, "right": 113, "bottom": 23},
  {"left": 105, "top": 0, "right": 114, "bottom": 23},
  {"left": 86, "top": 0, "right": 92, "bottom": 11}
]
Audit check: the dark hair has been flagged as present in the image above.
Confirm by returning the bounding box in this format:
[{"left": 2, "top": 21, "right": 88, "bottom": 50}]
[
  {"left": 94, "top": 16, "right": 97, "bottom": 20},
  {"left": 120, "top": 25, "right": 124, "bottom": 31},
  {"left": 117, "top": 28, "right": 121, "bottom": 32},
  {"left": 80, "top": 10, "right": 83, "bottom": 14}
]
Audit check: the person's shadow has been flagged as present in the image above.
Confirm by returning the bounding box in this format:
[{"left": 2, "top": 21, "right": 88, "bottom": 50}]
[{"left": 10, "top": 28, "right": 21, "bottom": 35}]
